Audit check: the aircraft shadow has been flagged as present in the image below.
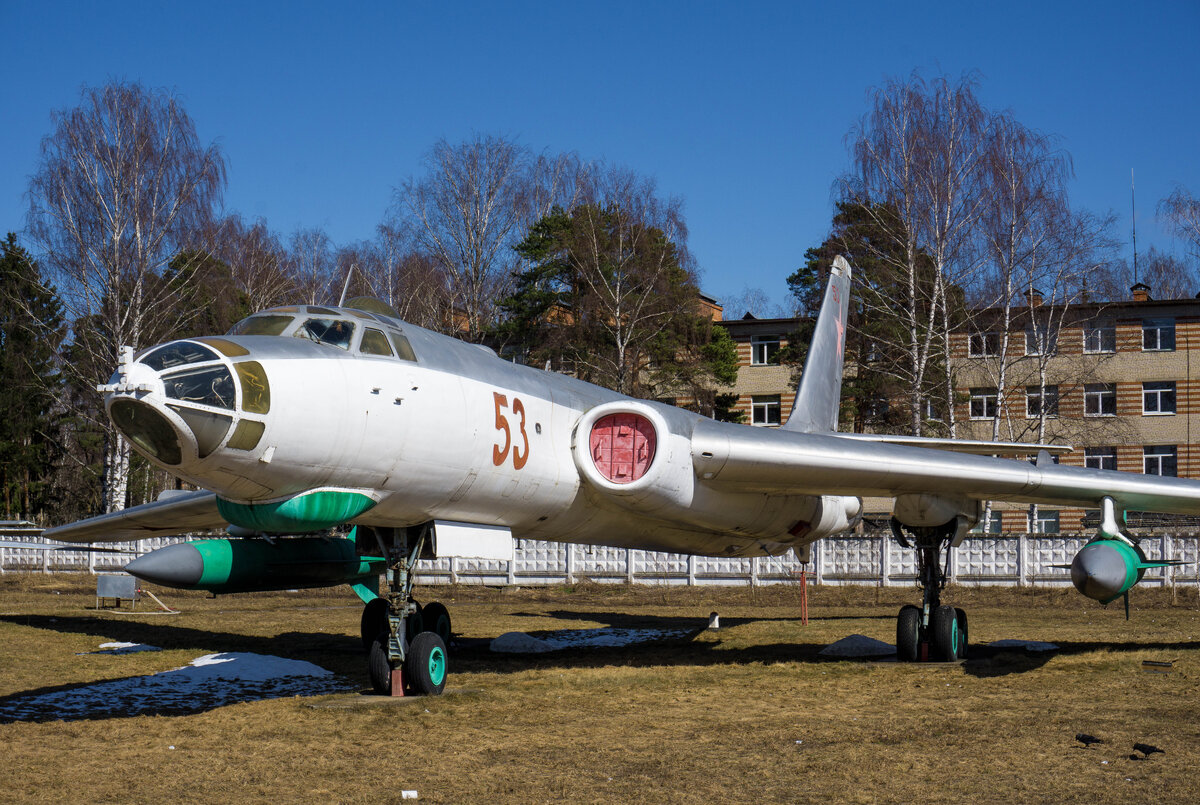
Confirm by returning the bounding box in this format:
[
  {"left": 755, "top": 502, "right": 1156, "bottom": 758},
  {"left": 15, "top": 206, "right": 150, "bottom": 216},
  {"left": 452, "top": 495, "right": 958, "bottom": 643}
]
[{"left": 4, "top": 613, "right": 1197, "bottom": 721}]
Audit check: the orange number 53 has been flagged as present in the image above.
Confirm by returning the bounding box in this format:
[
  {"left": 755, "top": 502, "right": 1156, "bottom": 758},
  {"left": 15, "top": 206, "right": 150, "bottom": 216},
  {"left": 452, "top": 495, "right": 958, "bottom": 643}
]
[{"left": 492, "top": 392, "right": 529, "bottom": 470}]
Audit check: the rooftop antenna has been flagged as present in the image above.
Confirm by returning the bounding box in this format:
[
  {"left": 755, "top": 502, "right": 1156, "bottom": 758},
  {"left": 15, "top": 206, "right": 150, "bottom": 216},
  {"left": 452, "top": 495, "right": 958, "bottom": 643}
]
[
  {"left": 1131, "top": 169, "right": 1139, "bottom": 285},
  {"left": 337, "top": 264, "right": 355, "bottom": 306}
]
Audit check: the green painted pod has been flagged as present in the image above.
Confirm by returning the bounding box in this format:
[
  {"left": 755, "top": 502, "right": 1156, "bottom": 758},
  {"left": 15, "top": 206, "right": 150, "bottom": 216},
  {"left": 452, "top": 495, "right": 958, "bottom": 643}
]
[
  {"left": 216, "top": 488, "right": 378, "bottom": 533},
  {"left": 125, "top": 536, "right": 384, "bottom": 595}
]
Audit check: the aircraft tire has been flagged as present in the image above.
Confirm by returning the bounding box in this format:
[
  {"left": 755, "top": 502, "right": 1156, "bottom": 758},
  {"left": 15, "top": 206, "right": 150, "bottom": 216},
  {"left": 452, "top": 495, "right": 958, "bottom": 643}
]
[
  {"left": 422, "top": 602, "right": 452, "bottom": 646},
  {"left": 896, "top": 605, "right": 921, "bottom": 662},
  {"left": 405, "top": 602, "right": 424, "bottom": 643},
  {"left": 361, "top": 598, "right": 389, "bottom": 650},
  {"left": 930, "top": 605, "right": 959, "bottom": 662},
  {"left": 954, "top": 607, "right": 969, "bottom": 660},
  {"left": 368, "top": 631, "right": 393, "bottom": 695},
  {"left": 406, "top": 632, "right": 448, "bottom": 696}
]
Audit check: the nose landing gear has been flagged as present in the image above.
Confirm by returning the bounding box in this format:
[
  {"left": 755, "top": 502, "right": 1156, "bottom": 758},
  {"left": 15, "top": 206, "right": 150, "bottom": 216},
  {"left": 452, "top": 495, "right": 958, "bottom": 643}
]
[
  {"left": 361, "top": 524, "right": 452, "bottom": 696},
  {"left": 890, "top": 517, "right": 969, "bottom": 663}
]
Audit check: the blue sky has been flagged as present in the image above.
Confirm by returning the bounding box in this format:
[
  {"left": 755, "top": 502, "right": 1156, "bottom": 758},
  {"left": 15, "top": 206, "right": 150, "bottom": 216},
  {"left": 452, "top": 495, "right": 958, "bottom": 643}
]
[{"left": 2, "top": 1, "right": 1197, "bottom": 307}]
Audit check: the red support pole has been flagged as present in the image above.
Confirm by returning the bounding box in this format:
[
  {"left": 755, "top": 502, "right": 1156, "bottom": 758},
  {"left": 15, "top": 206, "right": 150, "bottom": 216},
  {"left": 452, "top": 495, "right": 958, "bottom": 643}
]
[{"left": 800, "top": 568, "right": 809, "bottom": 626}]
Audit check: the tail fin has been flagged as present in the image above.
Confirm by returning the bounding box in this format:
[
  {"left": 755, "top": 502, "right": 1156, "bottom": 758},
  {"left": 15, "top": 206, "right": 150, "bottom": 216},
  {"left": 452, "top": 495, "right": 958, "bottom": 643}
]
[{"left": 781, "top": 255, "right": 851, "bottom": 433}]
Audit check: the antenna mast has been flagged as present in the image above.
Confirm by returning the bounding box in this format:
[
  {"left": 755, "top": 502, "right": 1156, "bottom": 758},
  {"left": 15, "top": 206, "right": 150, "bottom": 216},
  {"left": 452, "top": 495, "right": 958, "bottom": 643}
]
[{"left": 1131, "top": 169, "right": 1139, "bottom": 285}]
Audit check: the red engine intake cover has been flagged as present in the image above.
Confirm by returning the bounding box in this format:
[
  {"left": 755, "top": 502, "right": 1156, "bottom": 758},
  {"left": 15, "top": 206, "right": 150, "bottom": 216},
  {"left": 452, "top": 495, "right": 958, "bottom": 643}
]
[{"left": 589, "top": 413, "right": 657, "bottom": 484}]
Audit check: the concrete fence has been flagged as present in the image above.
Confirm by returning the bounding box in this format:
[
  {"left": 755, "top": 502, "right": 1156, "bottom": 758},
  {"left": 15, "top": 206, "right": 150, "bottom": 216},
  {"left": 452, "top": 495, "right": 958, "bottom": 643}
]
[{"left": 4, "top": 528, "right": 1200, "bottom": 588}]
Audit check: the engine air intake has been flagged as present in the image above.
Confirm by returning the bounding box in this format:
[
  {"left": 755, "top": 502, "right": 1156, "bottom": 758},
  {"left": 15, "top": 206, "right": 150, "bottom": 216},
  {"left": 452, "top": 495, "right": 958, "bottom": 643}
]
[{"left": 589, "top": 413, "right": 657, "bottom": 484}]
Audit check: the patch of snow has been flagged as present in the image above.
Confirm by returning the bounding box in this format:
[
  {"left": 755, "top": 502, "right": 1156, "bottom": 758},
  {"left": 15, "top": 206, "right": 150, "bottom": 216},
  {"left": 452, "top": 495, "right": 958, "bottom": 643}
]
[
  {"left": 987, "top": 639, "right": 1059, "bottom": 652},
  {"left": 819, "top": 634, "right": 895, "bottom": 657},
  {"left": 490, "top": 627, "right": 690, "bottom": 654},
  {"left": 0, "top": 652, "right": 348, "bottom": 722},
  {"left": 77, "top": 642, "right": 162, "bottom": 655}
]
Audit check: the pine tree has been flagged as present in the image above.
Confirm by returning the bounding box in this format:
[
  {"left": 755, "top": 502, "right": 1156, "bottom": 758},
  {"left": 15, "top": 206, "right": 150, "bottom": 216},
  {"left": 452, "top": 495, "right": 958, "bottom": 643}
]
[{"left": 0, "top": 233, "right": 65, "bottom": 519}]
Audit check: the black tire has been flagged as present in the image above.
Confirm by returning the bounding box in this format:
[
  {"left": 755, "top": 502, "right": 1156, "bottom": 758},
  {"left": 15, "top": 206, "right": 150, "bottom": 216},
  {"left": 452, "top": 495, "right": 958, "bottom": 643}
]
[
  {"left": 896, "top": 605, "right": 921, "bottom": 662},
  {"left": 930, "top": 605, "right": 959, "bottom": 662},
  {"left": 405, "top": 631, "right": 448, "bottom": 696},
  {"left": 405, "top": 601, "right": 424, "bottom": 643},
  {"left": 954, "top": 607, "right": 969, "bottom": 660},
  {"left": 360, "top": 598, "right": 389, "bottom": 650},
  {"left": 422, "top": 601, "right": 452, "bottom": 646},
  {"left": 368, "top": 631, "right": 393, "bottom": 695}
]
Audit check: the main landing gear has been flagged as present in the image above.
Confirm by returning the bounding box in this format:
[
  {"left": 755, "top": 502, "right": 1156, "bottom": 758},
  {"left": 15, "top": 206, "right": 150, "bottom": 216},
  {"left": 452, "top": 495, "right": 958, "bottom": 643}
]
[
  {"left": 360, "top": 524, "right": 452, "bottom": 696},
  {"left": 890, "top": 518, "right": 968, "bottom": 663}
]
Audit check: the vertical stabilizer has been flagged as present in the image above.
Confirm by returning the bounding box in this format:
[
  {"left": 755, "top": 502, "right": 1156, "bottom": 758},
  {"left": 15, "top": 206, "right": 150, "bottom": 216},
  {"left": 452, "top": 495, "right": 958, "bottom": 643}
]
[{"left": 781, "top": 255, "right": 852, "bottom": 433}]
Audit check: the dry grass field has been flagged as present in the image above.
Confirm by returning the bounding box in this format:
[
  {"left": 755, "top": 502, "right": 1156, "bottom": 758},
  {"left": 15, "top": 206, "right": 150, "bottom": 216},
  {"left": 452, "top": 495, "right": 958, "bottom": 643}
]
[{"left": 2, "top": 573, "right": 1199, "bottom": 804}]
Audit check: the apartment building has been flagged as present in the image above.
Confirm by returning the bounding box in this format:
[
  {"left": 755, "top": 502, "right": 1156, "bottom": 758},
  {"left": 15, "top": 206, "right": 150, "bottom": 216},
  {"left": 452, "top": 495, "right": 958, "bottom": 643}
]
[
  {"left": 953, "top": 284, "right": 1200, "bottom": 532},
  {"left": 715, "top": 313, "right": 807, "bottom": 426}
]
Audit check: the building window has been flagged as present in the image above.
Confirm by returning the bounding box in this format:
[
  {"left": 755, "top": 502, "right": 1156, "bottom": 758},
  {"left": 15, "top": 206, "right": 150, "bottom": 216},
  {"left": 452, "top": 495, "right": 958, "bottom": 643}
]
[
  {"left": 1144, "top": 445, "right": 1178, "bottom": 477},
  {"left": 971, "top": 510, "right": 1003, "bottom": 534},
  {"left": 1083, "top": 383, "right": 1116, "bottom": 416},
  {"left": 1143, "top": 381, "right": 1177, "bottom": 415},
  {"left": 1025, "top": 325, "right": 1057, "bottom": 356},
  {"left": 751, "top": 395, "right": 781, "bottom": 426},
  {"left": 1085, "top": 447, "right": 1117, "bottom": 471},
  {"left": 1029, "top": 509, "right": 1060, "bottom": 534},
  {"left": 750, "top": 335, "right": 781, "bottom": 365},
  {"left": 1025, "top": 385, "right": 1059, "bottom": 418},
  {"left": 923, "top": 397, "right": 942, "bottom": 421},
  {"left": 968, "top": 331, "right": 1000, "bottom": 357},
  {"left": 1083, "top": 320, "right": 1116, "bottom": 353},
  {"left": 1143, "top": 318, "right": 1176, "bottom": 351},
  {"left": 969, "top": 387, "right": 998, "bottom": 419}
]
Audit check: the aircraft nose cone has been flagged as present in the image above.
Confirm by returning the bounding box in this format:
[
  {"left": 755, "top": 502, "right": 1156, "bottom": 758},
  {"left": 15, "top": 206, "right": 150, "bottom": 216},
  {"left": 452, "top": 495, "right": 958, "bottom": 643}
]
[
  {"left": 125, "top": 542, "right": 204, "bottom": 589},
  {"left": 1070, "top": 542, "right": 1128, "bottom": 602}
]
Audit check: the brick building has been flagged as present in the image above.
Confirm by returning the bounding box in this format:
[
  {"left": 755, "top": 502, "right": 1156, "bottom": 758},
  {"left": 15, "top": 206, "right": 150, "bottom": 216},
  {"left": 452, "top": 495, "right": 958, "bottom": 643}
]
[
  {"left": 710, "top": 284, "right": 1200, "bottom": 535},
  {"left": 953, "top": 284, "right": 1200, "bottom": 533},
  {"left": 715, "top": 313, "right": 807, "bottom": 426}
]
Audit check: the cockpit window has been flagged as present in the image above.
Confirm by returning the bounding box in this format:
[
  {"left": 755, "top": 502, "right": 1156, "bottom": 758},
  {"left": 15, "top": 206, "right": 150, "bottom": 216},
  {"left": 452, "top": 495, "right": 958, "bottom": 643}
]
[
  {"left": 141, "top": 342, "right": 220, "bottom": 371},
  {"left": 295, "top": 318, "right": 355, "bottom": 350},
  {"left": 228, "top": 315, "right": 294, "bottom": 336},
  {"left": 388, "top": 330, "right": 417, "bottom": 362},
  {"left": 359, "top": 328, "right": 394, "bottom": 357},
  {"left": 162, "top": 366, "right": 236, "bottom": 409}
]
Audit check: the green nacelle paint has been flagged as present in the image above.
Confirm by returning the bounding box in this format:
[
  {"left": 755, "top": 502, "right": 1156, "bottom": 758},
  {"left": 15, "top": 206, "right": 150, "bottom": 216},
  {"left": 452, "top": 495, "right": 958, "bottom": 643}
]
[
  {"left": 192, "top": 536, "right": 385, "bottom": 594},
  {"left": 217, "top": 489, "right": 377, "bottom": 533}
]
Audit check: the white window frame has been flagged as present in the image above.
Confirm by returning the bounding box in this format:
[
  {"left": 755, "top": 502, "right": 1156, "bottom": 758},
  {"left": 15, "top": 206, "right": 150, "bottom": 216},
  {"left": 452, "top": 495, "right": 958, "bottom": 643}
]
[
  {"left": 1083, "top": 383, "right": 1116, "bottom": 417},
  {"left": 1029, "top": 509, "right": 1060, "bottom": 534},
  {"left": 1142, "top": 381, "right": 1177, "bottom": 415},
  {"left": 1025, "top": 385, "right": 1059, "bottom": 418},
  {"left": 751, "top": 395, "right": 781, "bottom": 427},
  {"left": 969, "top": 387, "right": 998, "bottom": 420},
  {"left": 1084, "top": 447, "right": 1117, "bottom": 471},
  {"left": 968, "top": 331, "right": 1000, "bottom": 357},
  {"left": 1143, "top": 445, "right": 1177, "bottom": 477},
  {"left": 1083, "top": 320, "right": 1116, "bottom": 353},
  {"left": 1025, "top": 325, "right": 1058, "bottom": 357},
  {"left": 750, "top": 335, "right": 781, "bottom": 366},
  {"left": 1142, "top": 318, "right": 1176, "bottom": 352}
]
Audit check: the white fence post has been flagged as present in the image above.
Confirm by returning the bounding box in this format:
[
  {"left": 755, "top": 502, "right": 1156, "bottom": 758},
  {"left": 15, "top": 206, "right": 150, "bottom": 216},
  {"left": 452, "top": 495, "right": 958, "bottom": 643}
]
[
  {"left": 625, "top": 549, "right": 635, "bottom": 584},
  {"left": 687, "top": 554, "right": 696, "bottom": 586},
  {"left": 880, "top": 536, "right": 890, "bottom": 587},
  {"left": 565, "top": 544, "right": 575, "bottom": 585}
]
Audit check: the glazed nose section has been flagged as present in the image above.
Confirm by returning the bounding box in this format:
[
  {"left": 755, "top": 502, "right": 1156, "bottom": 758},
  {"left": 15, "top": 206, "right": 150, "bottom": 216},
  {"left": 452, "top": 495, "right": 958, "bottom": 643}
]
[{"left": 102, "top": 339, "right": 271, "bottom": 468}]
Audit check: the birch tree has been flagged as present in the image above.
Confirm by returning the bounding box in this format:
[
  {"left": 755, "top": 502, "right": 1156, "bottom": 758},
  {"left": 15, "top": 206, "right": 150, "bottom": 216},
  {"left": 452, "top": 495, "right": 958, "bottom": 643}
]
[{"left": 26, "top": 82, "right": 225, "bottom": 512}]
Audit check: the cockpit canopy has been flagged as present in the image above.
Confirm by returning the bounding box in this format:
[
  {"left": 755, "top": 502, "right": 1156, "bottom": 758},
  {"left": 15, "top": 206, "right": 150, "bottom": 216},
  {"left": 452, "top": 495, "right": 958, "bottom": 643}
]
[{"left": 227, "top": 304, "right": 417, "bottom": 361}]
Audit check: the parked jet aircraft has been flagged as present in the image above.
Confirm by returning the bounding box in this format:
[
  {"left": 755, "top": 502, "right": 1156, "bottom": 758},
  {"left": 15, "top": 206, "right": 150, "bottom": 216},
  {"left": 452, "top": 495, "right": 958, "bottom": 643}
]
[{"left": 46, "top": 256, "right": 1197, "bottom": 695}]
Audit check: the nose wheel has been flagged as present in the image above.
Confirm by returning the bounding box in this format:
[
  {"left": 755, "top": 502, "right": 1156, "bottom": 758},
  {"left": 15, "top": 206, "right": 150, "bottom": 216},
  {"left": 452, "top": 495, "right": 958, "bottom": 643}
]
[{"left": 890, "top": 518, "right": 969, "bottom": 663}]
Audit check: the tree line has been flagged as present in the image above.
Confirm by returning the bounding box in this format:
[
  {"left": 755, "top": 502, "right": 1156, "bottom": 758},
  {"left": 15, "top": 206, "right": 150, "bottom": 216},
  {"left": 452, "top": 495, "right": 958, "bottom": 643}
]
[
  {"left": 2, "top": 81, "right": 734, "bottom": 523},
  {"left": 786, "top": 72, "right": 1200, "bottom": 443},
  {"left": 3, "top": 76, "right": 1198, "bottom": 524}
]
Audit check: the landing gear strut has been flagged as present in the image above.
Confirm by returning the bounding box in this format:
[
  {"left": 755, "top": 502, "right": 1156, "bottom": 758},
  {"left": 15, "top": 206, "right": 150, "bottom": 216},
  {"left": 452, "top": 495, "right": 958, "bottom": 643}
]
[
  {"left": 363, "top": 524, "right": 449, "bottom": 696},
  {"left": 890, "top": 517, "right": 968, "bottom": 662}
]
